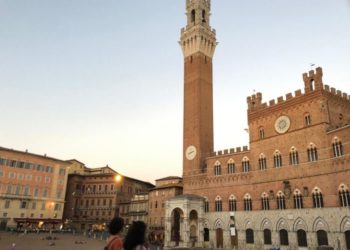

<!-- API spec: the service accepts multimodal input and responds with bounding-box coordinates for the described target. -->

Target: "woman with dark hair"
[123,221,149,250]
[105,216,124,250]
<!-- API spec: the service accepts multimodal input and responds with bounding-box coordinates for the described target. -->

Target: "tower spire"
[180,0,217,59]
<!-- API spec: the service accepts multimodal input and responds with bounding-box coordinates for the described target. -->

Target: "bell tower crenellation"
[180,0,217,59]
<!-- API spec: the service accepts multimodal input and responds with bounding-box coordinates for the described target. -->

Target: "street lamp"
[114,174,122,217]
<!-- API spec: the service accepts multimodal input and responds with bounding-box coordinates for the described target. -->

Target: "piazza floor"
[0,232,106,250]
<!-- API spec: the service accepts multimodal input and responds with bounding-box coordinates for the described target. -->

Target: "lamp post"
[114,174,122,217]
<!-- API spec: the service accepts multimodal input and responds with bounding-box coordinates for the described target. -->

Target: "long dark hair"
[123,221,147,250]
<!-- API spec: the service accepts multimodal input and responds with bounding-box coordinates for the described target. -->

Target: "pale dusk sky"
[0,0,349,183]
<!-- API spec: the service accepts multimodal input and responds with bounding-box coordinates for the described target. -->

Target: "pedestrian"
[104,217,124,250]
[11,242,16,250]
[123,221,149,250]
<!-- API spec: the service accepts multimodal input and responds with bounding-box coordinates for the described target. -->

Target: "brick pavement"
[0,232,106,250]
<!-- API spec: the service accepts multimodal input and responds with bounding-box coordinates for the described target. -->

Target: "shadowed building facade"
[63,163,154,231]
[165,1,350,249]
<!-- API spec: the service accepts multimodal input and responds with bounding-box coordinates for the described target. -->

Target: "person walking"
[123,221,149,250]
[105,217,124,250]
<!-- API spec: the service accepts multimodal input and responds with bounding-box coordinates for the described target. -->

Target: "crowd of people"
[105,217,149,250]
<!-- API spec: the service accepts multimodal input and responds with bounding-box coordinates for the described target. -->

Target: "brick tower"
[180,0,217,180]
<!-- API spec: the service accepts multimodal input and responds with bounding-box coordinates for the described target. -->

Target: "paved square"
[0,232,106,250]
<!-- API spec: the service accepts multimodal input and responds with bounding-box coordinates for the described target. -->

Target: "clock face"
[185,145,197,160]
[274,116,291,134]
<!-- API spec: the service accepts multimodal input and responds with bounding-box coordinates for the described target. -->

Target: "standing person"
[123,221,149,250]
[105,217,124,250]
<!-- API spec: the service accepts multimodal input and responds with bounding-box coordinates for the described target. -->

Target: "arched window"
[204,228,209,241]
[273,150,282,168]
[345,231,350,250]
[214,161,222,176]
[242,157,250,172]
[244,193,252,211]
[289,147,299,165]
[332,137,343,157]
[42,188,48,198]
[307,143,318,162]
[201,10,206,23]
[277,191,286,209]
[229,195,237,211]
[293,189,303,209]
[312,187,324,208]
[264,229,272,245]
[339,184,350,207]
[191,9,196,23]
[280,229,289,245]
[246,229,254,244]
[204,197,209,212]
[261,192,269,210]
[227,159,235,174]
[258,154,267,171]
[304,113,312,126]
[259,127,265,139]
[297,229,308,247]
[317,230,328,246]
[215,196,222,212]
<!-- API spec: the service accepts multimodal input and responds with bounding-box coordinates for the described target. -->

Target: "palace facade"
[0,147,70,230]
[165,1,350,250]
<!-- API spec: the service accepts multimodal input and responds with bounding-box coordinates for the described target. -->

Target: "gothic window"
[264,229,272,245]
[227,159,235,174]
[204,197,209,212]
[261,192,270,210]
[280,229,289,246]
[229,195,237,211]
[312,187,324,208]
[202,10,206,23]
[259,154,267,171]
[307,143,318,162]
[293,189,303,209]
[214,161,222,176]
[244,193,252,211]
[317,230,328,246]
[289,147,299,165]
[246,229,254,244]
[332,137,343,157]
[339,184,350,207]
[273,150,282,168]
[297,229,308,247]
[242,157,250,173]
[304,113,312,126]
[191,9,195,23]
[259,127,265,139]
[215,196,222,212]
[204,228,209,241]
[277,191,286,209]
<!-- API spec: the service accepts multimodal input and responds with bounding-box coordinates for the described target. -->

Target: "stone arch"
[170,207,184,244]
[202,218,210,228]
[259,153,266,158]
[340,216,350,232]
[293,217,308,231]
[214,218,224,229]
[227,158,234,164]
[244,219,254,230]
[276,218,289,231]
[260,218,272,231]
[313,217,329,232]
[339,183,349,191]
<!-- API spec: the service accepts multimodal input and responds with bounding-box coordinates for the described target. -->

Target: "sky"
[0,0,349,184]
